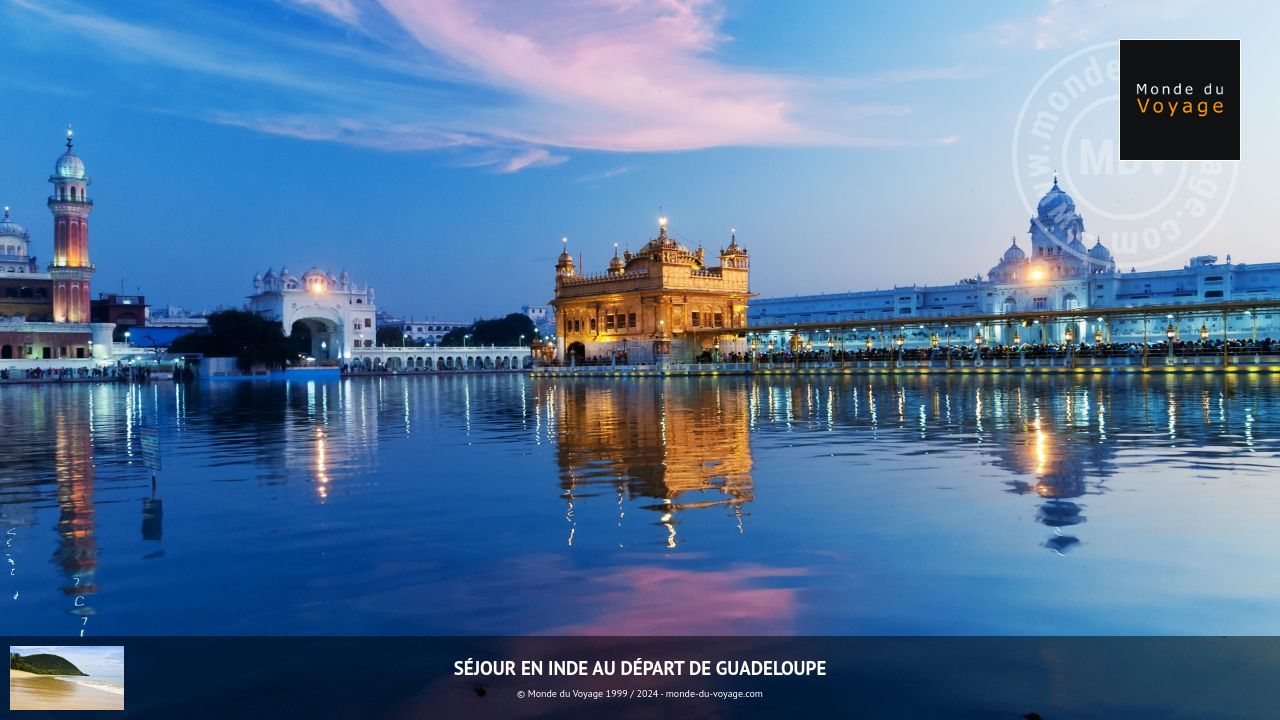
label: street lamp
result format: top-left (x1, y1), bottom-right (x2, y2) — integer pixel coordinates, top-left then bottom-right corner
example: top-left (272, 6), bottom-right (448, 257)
top-left (1063, 326), bottom-right (1075, 368)
top-left (974, 333), bottom-right (983, 366)
top-left (1166, 323), bottom-right (1176, 364)
top-left (464, 333), bottom-right (471, 347)
top-left (1199, 323), bottom-right (1209, 359)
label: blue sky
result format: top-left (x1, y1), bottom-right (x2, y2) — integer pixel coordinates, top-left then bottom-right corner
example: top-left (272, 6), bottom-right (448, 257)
top-left (11, 645), bottom-right (124, 676)
top-left (0, 0), bottom-right (1274, 319)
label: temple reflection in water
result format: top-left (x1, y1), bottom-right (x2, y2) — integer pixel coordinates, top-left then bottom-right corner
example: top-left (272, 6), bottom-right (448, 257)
top-left (542, 373), bottom-right (1269, 553)
top-left (3, 372), bottom-right (1280, 636)
top-left (548, 379), bottom-right (754, 547)
top-left (53, 392), bottom-right (98, 627)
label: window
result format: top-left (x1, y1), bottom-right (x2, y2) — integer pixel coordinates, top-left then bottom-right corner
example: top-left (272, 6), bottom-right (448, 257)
top-left (589, 318), bottom-right (597, 331)
top-left (691, 311), bottom-right (700, 327)
top-left (714, 312), bottom-right (723, 328)
top-left (1205, 290), bottom-right (1224, 298)
top-left (1033, 297), bottom-right (1047, 310)
top-left (605, 314), bottom-right (615, 330)
top-left (1204, 276), bottom-right (1223, 283)
top-left (628, 312), bottom-right (636, 328)
top-left (364, 318), bottom-right (371, 327)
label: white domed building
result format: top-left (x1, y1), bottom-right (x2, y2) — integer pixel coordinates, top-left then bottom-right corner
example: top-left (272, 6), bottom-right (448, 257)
top-left (749, 178), bottom-right (1279, 345)
top-left (0, 207), bottom-right (39, 275)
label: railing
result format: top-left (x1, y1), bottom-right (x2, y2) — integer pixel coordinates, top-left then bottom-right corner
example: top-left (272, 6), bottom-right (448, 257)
top-left (533, 352), bottom-right (1280, 375)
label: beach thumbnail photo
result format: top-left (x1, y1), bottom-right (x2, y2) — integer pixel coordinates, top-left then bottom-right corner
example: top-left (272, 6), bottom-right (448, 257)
top-left (10, 646), bottom-right (124, 711)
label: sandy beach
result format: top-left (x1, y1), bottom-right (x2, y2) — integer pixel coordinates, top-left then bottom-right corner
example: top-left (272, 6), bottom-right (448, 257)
top-left (9, 669), bottom-right (124, 711)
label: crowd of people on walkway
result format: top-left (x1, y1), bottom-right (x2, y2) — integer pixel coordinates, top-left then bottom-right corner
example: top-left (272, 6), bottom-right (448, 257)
top-left (0, 362), bottom-right (159, 383)
top-left (707, 337), bottom-right (1280, 365)
top-left (536, 337), bottom-right (1280, 367)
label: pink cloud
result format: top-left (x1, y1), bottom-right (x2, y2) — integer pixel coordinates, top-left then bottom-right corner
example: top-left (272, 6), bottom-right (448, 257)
top-left (500, 147), bottom-right (568, 173)
top-left (377, 0), bottom-right (825, 152)
top-left (13, 0), bottom-right (969, 171)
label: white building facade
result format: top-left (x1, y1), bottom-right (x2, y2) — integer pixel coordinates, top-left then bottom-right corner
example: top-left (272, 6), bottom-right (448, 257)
top-left (751, 180), bottom-right (1280, 344)
top-left (249, 267), bottom-right (377, 361)
top-left (396, 318), bottom-right (468, 345)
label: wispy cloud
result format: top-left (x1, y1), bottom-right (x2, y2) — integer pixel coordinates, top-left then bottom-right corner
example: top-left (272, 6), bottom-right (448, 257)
top-left (288, 0), bottom-right (360, 25)
top-left (989, 0), bottom-right (1208, 50)
top-left (574, 165), bottom-right (632, 183)
top-left (9, 0), bottom-right (975, 170)
top-left (499, 148), bottom-right (568, 173)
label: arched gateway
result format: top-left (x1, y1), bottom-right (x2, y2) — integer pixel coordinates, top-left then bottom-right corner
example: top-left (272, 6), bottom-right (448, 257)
top-left (248, 266), bottom-right (376, 363)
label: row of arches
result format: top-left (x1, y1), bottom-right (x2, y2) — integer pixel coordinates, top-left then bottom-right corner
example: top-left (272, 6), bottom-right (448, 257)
top-left (354, 354), bottom-right (532, 372)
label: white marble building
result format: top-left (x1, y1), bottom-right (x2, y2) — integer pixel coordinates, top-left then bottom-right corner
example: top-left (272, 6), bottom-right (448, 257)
top-left (751, 179), bottom-right (1280, 344)
top-left (249, 267), bottom-right (377, 361)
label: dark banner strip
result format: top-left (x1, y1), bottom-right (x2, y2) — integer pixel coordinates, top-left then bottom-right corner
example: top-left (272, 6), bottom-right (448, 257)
top-left (8, 637), bottom-right (1280, 719)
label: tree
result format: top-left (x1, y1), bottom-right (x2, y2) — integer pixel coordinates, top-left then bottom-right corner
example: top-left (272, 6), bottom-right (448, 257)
top-left (169, 310), bottom-right (300, 372)
top-left (439, 313), bottom-right (535, 346)
top-left (376, 325), bottom-right (404, 347)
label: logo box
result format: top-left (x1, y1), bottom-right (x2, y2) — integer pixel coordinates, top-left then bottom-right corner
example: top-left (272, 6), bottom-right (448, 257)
top-left (1120, 39), bottom-right (1239, 160)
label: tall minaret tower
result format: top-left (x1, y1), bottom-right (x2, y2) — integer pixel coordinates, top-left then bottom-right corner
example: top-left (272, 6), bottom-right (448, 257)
top-left (48, 125), bottom-right (94, 323)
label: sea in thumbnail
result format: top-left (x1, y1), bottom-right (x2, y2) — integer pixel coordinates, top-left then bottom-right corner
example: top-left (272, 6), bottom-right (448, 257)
top-left (2, 373), bottom-right (1280, 636)
top-left (9, 645), bottom-right (124, 711)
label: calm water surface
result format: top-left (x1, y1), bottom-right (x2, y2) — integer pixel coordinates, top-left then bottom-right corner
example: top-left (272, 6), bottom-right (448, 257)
top-left (3, 373), bottom-right (1280, 636)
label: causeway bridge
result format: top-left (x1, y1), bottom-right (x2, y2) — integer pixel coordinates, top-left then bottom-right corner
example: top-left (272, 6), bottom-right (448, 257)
top-left (348, 345), bottom-right (532, 372)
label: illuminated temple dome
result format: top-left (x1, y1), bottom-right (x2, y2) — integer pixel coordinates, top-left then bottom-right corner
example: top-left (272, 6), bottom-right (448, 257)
top-left (631, 219), bottom-right (698, 267)
top-left (1003, 237), bottom-right (1026, 262)
top-left (54, 127), bottom-right (87, 180)
top-left (1088, 238), bottom-right (1112, 261)
top-left (986, 178), bottom-right (1113, 283)
top-left (1036, 176), bottom-right (1074, 219)
top-left (0, 206), bottom-right (30, 244)
top-left (0, 206), bottom-right (36, 272)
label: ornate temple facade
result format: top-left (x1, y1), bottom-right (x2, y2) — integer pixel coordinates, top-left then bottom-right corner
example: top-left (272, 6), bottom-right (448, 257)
top-left (553, 379), bottom-right (753, 547)
top-left (550, 217), bottom-right (752, 363)
top-left (249, 267), bottom-right (378, 362)
top-left (0, 128), bottom-right (114, 363)
top-left (751, 178), bottom-right (1280, 344)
